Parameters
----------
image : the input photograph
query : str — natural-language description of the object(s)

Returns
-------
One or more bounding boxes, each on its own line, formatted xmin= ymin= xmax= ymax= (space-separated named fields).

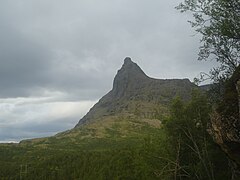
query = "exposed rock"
xmin=75 ymin=57 xmax=197 ymax=127
xmin=112 ymin=57 xmax=148 ymax=98
xmin=209 ymin=66 xmax=240 ymax=179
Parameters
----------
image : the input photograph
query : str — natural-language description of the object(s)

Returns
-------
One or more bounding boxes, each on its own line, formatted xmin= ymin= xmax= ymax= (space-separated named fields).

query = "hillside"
xmin=1 ymin=58 xmax=228 ymax=180
xmin=19 ymin=57 xmax=197 ymax=152
xmin=0 ymin=118 xmax=170 ymax=179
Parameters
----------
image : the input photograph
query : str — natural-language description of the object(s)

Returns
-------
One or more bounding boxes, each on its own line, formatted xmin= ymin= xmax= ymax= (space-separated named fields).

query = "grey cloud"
xmin=1 ymin=102 xmax=89 ymax=140
xmin=0 ymin=118 xmax=73 ymax=142
xmin=0 ymin=0 xmax=206 ymax=100
xmin=0 ymin=24 xmax=51 ymax=97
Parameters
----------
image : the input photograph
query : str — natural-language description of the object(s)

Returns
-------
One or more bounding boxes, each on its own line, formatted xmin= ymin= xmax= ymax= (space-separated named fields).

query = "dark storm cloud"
xmin=0 ymin=22 xmax=109 ymax=99
xmin=0 ymin=24 xmax=51 ymax=97
xmin=0 ymin=1 xmax=113 ymax=99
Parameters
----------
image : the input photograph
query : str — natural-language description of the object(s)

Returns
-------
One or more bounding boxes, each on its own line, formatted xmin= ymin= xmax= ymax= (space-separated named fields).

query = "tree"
xmin=176 ymin=1 xmax=240 ymax=178
xmin=164 ymin=91 xmax=231 ymax=179
xmin=177 ymin=0 xmax=240 ymax=83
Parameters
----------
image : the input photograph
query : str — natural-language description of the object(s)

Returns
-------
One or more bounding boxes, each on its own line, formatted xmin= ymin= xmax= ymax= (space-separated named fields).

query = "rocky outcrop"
xmin=209 ymin=66 xmax=240 ymax=179
xmin=112 ymin=57 xmax=148 ymax=98
xmin=75 ymin=57 xmax=197 ymax=127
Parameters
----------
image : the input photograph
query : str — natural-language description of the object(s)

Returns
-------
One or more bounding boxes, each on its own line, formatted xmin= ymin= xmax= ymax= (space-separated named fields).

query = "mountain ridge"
xmin=75 ymin=57 xmax=197 ymax=127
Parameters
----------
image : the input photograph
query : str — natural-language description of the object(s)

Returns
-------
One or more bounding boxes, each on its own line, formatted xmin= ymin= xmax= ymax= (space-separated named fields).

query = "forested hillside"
xmin=0 ymin=89 xmax=231 ymax=179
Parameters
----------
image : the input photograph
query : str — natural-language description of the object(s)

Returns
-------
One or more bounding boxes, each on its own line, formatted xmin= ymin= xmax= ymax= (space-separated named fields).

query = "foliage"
xmin=0 ymin=118 xmax=172 ymax=180
xmin=177 ymin=0 xmax=240 ymax=83
xmin=164 ymin=90 xmax=231 ymax=179
xmin=217 ymin=65 xmax=240 ymax=120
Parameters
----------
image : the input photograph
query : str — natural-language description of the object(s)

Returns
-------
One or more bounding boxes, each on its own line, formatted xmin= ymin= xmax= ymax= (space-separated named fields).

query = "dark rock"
xmin=209 ymin=65 xmax=240 ymax=179
xmin=75 ymin=57 xmax=197 ymax=127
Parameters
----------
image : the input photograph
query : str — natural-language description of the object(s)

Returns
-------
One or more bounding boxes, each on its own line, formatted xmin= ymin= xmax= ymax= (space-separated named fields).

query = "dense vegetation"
xmin=0 ymin=120 xmax=169 ymax=179
xmin=178 ymin=0 xmax=240 ymax=178
xmin=164 ymin=90 xmax=231 ymax=179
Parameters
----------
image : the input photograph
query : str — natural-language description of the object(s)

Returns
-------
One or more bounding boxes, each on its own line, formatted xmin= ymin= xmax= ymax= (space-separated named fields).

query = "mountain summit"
xmin=112 ymin=57 xmax=148 ymax=98
xmin=75 ymin=57 xmax=197 ymax=127
xmin=116 ymin=57 xmax=147 ymax=79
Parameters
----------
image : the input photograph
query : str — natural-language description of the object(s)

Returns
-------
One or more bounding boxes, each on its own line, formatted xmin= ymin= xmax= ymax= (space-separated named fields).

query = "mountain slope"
xmin=0 ymin=57 xmax=210 ymax=180
xmin=76 ymin=57 xmax=197 ymax=127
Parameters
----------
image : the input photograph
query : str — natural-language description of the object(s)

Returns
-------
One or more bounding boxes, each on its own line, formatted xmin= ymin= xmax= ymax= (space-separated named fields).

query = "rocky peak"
xmin=75 ymin=57 xmax=197 ymax=127
xmin=117 ymin=57 xmax=147 ymax=77
xmin=123 ymin=57 xmax=132 ymax=64
xmin=112 ymin=57 xmax=148 ymax=98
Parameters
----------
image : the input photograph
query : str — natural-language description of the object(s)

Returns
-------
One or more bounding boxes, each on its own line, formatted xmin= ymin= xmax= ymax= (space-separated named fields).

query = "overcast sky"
xmin=0 ymin=0 xmax=216 ymax=142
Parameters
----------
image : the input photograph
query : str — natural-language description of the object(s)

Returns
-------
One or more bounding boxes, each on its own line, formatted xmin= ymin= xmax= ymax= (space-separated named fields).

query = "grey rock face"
xmin=75 ymin=57 xmax=197 ymax=127
xmin=112 ymin=57 xmax=148 ymax=98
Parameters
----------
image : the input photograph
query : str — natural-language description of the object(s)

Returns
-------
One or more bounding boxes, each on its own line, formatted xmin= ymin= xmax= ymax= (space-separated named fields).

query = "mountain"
xmin=75 ymin=57 xmax=197 ymax=127
xmin=1 ymin=57 xmax=231 ymax=180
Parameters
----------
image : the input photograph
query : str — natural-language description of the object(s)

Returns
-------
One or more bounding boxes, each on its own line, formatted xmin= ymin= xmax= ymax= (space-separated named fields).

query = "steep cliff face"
xmin=75 ymin=57 xmax=197 ymax=127
xmin=210 ymin=66 xmax=240 ymax=179
xmin=112 ymin=57 xmax=148 ymax=98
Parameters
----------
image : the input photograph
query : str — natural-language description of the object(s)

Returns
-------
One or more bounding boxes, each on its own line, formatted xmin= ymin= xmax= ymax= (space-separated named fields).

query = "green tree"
xmin=177 ymin=1 xmax=240 ymax=178
xmin=177 ymin=0 xmax=240 ymax=83
xmin=164 ymin=90 xmax=231 ymax=179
